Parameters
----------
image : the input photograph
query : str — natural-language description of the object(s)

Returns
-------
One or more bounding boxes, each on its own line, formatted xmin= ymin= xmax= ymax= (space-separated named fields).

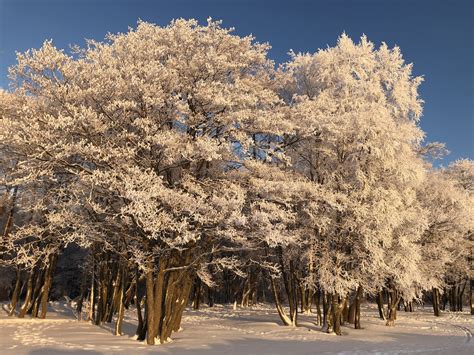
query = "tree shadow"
xmin=29 ymin=349 xmax=102 ymax=355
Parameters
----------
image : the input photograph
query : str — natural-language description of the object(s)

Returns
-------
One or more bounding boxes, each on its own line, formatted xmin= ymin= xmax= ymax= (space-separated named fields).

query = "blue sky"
xmin=0 ymin=0 xmax=472 ymax=163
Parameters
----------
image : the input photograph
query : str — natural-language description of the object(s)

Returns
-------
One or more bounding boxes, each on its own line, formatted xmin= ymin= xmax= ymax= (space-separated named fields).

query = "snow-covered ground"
xmin=1 ymin=302 xmax=472 ymax=354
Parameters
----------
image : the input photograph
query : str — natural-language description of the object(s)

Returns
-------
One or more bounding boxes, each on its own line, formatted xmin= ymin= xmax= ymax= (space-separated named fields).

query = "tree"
xmin=0 ymin=18 xmax=290 ymax=344
xmin=277 ymin=34 xmax=427 ymax=330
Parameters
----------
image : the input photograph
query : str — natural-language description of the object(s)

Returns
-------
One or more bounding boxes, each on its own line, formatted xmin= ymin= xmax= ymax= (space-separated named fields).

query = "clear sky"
xmin=0 ymin=0 xmax=472 ymax=164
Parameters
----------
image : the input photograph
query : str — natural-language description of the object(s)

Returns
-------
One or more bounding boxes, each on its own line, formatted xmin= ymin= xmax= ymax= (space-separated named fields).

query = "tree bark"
xmin=135 ymin=267 xmax=144 ymax=337
xmin=470 ymin=279 xmax=474 ymax=315
xmin=269 ymin=276 xmax=293 ymax=326
xmin=18 ymin=268 xmax=35 ymax=318
xmin=354 ymin=286 xmax=363 ymax=329
xmin=145 ymin=262 xmax=155 ymax=345
xmin=40 ymin=254 xmax=57 ymax=319
xmin=315 ymin=289 xmax=322 ymax=326
xmin=376 ymin=290 xmax=386 ymax=320
xmin=322 ymin=291 xmax=330 ymax=332
xmin=331 ymin=293 xmax=347 ymax=335
xmin=433 ymin=288 xmax=440 ymax=317
xmin=114 ymin=266 xmax=126 ymax=336
xmin=386 ymin=288 xmax=401 ymax=326
xmin=192 ymin=277 xmax=201 ymax=310
xmin=152 ymin=258 xmax=167 ymax=339
xmin=458 ymin=280 xmax=467 ymax=312
xmin=88 ymin=258 xmax=95 ymax=321
xmin=8 ymin=269 xmax=21 ymax=316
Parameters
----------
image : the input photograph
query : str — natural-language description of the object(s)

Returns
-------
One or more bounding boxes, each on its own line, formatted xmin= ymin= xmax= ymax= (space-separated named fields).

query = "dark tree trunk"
xmin=331 ymin=293 xmax=343 ymax=336
xmin=354 ymin=286 xmax=363 ymax=329
xmin=315 ymin=289 xmax=322 ymax=326
xmin=76 ymin=267 xmax=88 ymax=321
xmin=449 ymin=286 xmax=456 ymax=312
xmin=322 ymin=291 xmax=330 ymax=331
xmin=207 ymin=285 xmax=214 ymax=307
xmin=470 ymin=279 xmax=474 ymax=315
xmin=386 ymin=288 xmax=401 ymax=326
xmin=348 ymin=300 xmax=356 ymax=325
xmin=433 ymin=288 xmax=440 ymax=317
xmin=8 ymin=269 xmax=21 ymax=316
xmin=441 ymin=288 xmax=448 ymax=310
xmin=136 ymin=300 xmax=148 ymax=341
xmin=458 ymin=280 xmax=467 ymax=312
xmin=192 ymin=277 xmax=201 ymax=310
xmin=114 ymin=266 xmax=126 ymax=336
xmin=40 ymin=254 xmax=57 ymax=319
xmin=376 ymin=290 xmax=386 ymax=320
xmin=18 ymin=268 xmax=35 ymax=318
xmin=135 ymin=266 xmax=144 ymax=337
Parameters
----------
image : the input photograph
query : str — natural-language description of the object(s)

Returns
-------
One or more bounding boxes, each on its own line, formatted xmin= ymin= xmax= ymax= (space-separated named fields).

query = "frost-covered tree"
xmin=277 ymin=34 xmax=427 ymax=330
xmin=0 ymin=18 xmax=286 ymax=344
xmin=418 ymin=168 xmax=472 ymax=316
xmin=0 ymin=19 xmax=471 ymax=345
xmin=442 ymin=160 xmax=474 ymax=313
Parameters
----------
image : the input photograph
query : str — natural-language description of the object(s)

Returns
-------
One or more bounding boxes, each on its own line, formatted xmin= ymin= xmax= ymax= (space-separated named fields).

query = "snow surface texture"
xmin=1 ymin=302 xmax=472 ymax=354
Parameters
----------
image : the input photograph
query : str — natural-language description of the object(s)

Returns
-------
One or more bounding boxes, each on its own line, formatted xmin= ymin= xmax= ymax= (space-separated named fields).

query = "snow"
xmin=1 ymin=302 xmax=472 ymax=354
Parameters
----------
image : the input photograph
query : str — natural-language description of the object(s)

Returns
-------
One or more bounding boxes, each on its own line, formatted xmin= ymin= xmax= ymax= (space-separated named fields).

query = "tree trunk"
xmin=331 ymin=293 xmax=343 ymax=335
xmin=192 ymin=277 xmax=201 ymax=310
xmin=322 ymin=291 xmax=330 ymax=332
xmin=347 ymin=299 xmax=355 ymax=325
xmin=94 ymin=264 xmax=105 ymax=326
xmin=40 ymin=254 xmax=57 ymax=319
xmin=145 ymin=262 xmax=155 ymax=345
xmin=342 ymin=294 xmax=349 ymax=324
xmin=449 ymin=286 xmax=456 ymax=312
xmin=269 ymin=276 xmax=293 ymax=326
xmin=114 ymin=267 xmax=126 ymax=336
xmin=106 ymin=265 xmax=121 ymax=323
xmin=76 ymin=268 xmax=88 ymax=321
xmin=8 ymin=269 xmax=21 ymax=316
xmin=470 ymin=279 xmax=474 ymax=315
xmin=304 ymin=289 xmax=313 ymax=314
xmin=18 ymin=268 xmax=35 ymax=318
xmin=458 ymin=280 xmax=467 ymax=312
xmin=135 ymin=267 xmax=144 ymax=337
xmin=152 ymin=258 xmax=167 ymax=339
xmin=376 ymin=290 xmax=386 ymax=320
xmin=171 ymin=274 xmax=193 ymax=332
xmin=354 ymin=286 xmax=362 ymax=329
xmin=28 ymin=268 xmax=43 ymax=318
xmin=277 ymin=248 xmax=297 ymax=326
xmin=288 ymin=261 xmax=298 ymax=326
xmin=88 ymin=259 xmax=95 ymax=321
xmin=136 ymin=298 xmax=148 ymax=341
xmin=433 ymin=287 xmax=440 ymax=317
xmin=160 ymin=270 xmax=178 ymax=344
xmin=386 ymin=288 xmax=401 ymax=326
xmin=207 ymin=285 xmax=214 ymax=307
xmin=315 ymin=289 xmax=322 ymax=326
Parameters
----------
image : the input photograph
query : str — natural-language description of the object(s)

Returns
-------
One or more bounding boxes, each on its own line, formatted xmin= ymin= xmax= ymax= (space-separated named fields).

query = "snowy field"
xmin=0 ymin=302 xmax=472 ymax=354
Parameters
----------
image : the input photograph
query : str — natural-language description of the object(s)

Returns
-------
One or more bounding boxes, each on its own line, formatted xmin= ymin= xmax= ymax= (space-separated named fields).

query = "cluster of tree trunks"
xmin=80 ymin=253 xmax=129 ymax=336
xmin=7 ymin=253 xmax=57 ymax=319
xmin=4 ymin=243 xmax=473 ymax=344
xmin=73 ymin=247 xmax=195 ymax=345
xmin=375 ymin=286 xmax=401 ymax=326
xmin=432 ymin=281 xmax=469 ymax=317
